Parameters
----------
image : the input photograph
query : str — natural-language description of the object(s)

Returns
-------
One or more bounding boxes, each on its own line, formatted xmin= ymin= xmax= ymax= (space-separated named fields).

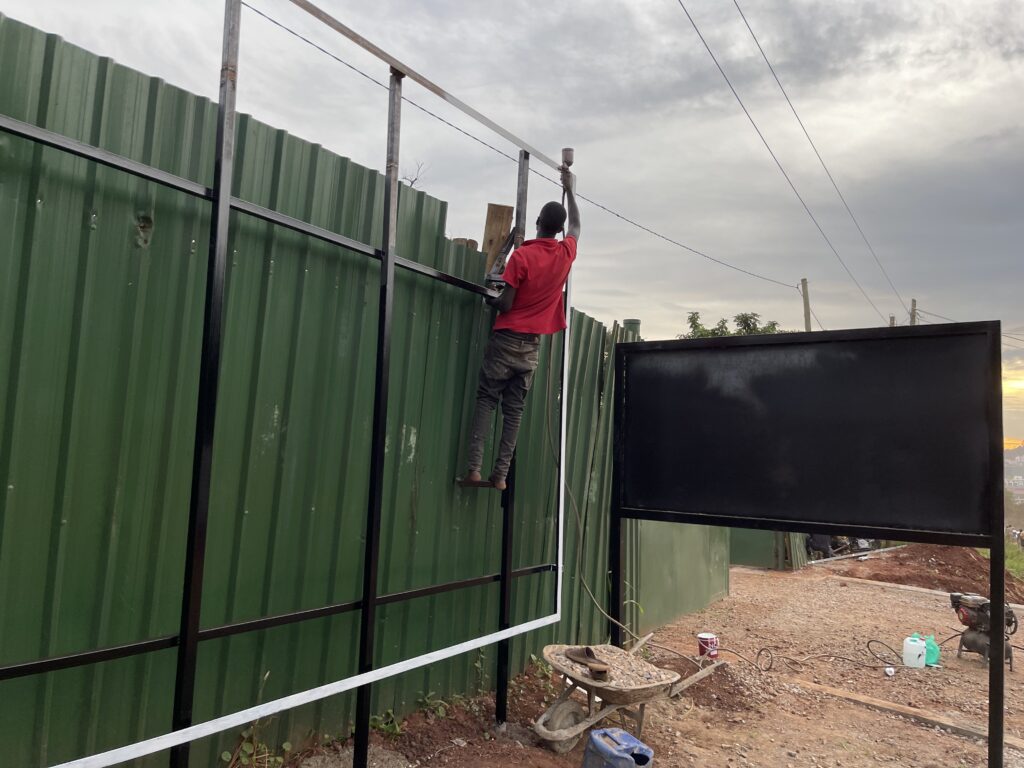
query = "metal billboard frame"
xmin=609 ymin=323 xmax=1006 ymax=768
xmin=0 ymin=1 xmax=570 ymax=766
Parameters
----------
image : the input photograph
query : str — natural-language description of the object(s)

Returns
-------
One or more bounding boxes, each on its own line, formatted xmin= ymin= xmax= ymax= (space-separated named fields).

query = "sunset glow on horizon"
xmin=1005 ymin=354 xmax=1024 ymax=445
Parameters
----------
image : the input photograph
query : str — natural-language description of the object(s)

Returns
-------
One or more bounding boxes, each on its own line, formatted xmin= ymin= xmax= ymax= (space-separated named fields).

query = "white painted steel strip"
xmin=52 ymin=250 xmax=573 ymax=768
xmin=287 ymin=0 xmax=561 ymax=170
xmin=557 ymin=275 xmax=572 ymax=616
xmin=50 ymin=613 xmax=559 ymax=768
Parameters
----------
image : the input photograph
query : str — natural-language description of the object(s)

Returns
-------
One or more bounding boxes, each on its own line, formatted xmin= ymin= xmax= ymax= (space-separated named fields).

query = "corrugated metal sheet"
xmin=0 ymin=15 xmax=728 ymax=765
xmin=730 ymin=529 xmax=808 ymax=571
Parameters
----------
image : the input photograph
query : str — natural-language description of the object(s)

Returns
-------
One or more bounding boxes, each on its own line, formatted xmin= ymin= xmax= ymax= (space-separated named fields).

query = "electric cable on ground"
xmin=672 ymin=0 xmax=888 ymax=323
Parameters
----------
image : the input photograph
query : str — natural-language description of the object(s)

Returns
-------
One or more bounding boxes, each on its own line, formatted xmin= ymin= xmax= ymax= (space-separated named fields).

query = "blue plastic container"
xmin=582 ymin=728 xmax=654 ymax=767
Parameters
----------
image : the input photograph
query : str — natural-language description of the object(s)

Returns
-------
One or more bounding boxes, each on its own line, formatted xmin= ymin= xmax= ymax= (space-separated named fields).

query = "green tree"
xmin=679 ymin=311 xmax=784 ymax=339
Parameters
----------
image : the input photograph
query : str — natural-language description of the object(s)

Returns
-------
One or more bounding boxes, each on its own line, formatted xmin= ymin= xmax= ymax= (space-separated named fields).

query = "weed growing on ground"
xmin=977 ymin=538 xmax=1024 ymax=579
xmin=473 ymin=649 xmax=489 ymax=695
xmin=219 ymin=726 xmax=293 ymax=767
xmin=220 ymin=671 xmax=295 ymax=767
xmin=416 ymin=691 xmax=449 ymax=718
xmin=369 ymin=708 xmax=402 ymax=736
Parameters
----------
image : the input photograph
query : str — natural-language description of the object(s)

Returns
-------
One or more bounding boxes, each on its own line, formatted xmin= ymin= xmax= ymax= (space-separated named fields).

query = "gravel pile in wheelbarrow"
xmin=548 ymin=645 xmax=679 ymax=690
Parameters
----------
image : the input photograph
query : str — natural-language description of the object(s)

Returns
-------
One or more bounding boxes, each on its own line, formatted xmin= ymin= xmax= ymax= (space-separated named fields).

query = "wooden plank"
xmin=806 ymin=545 xmax=907 ymax=565
xmin=824 ymin=575 xmax=1024 ymax=613
xmin=482 ymin=203 xmax=514 ymax=276
xmin=794 ymin=679 xmax=1024 ymax=751
xmin=669 ymin=660 xmax=726 ymax=696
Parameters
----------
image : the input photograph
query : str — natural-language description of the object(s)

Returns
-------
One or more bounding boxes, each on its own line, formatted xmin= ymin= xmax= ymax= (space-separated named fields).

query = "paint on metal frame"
xmin=0 ymin=14 xmax=729 ymax=766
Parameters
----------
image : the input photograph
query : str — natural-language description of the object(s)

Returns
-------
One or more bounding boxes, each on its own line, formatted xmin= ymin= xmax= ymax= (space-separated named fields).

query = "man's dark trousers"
xmin=466 ymin=329 xmax=541 ymax=483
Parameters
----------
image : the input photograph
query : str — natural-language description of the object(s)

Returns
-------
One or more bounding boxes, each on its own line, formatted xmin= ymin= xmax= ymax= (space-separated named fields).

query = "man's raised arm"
xmin=562 ymin=166 xmax=581 ymax=241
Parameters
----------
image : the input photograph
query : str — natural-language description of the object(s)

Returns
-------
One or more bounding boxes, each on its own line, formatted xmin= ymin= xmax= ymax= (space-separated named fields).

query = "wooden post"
xmin=481 ymin=203 xmax=514 ymax=276
xmin=800 ymin=277 xmax=812 ymax=333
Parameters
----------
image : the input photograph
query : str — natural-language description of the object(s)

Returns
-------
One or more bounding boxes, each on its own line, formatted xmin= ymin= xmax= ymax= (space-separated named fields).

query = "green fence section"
xmin=0 ymin=15 xmax=727 ymax=765
xmin=730 ymin=529 xmax=808 ymax=570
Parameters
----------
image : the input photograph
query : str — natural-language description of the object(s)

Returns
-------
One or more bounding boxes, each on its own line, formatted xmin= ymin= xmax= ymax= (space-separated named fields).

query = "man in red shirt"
xmin=461 ymin=166 xmax=580 ymax=490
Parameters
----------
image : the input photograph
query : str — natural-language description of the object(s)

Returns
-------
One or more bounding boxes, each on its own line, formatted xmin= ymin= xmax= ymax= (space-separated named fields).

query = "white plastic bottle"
xmin=902 ymin=636 xmax=927 ymax=668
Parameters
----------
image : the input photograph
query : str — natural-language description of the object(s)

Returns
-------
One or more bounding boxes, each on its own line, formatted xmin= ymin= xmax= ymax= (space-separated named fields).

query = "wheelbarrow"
xmin=533 ymin=638 xmax=724 ymax=754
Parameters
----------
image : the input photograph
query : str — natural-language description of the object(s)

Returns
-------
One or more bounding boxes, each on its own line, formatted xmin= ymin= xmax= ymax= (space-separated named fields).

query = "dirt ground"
xmin=821 ymin=543 xmax=1024 ymax=603
xmin=303 ymin=549 xmax=1024 ymax=767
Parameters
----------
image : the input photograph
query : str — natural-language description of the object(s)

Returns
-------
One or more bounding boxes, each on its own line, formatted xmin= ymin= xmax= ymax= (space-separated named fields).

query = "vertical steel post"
xmin=496 ymin=149 xmax=529 ymax=725
xmin=353 ymin=66 xmax=403 ymax=768
xmin=495 ymin=461 xmax=516 ymax=725
xmin=170 ymin=2 xmax=240 ymax=766
xmin=608 ymin=507 xmax=623 ymax=647
xmin=609 ymin=347 xmax=625 ymax=648
xmin=989 ymin=528 xmax=1005 ymax=768
xmin=989 ymin=329 xmax=1006 ymax=768
xmin=556 ymin=283 xmax=572 ymax=619
xmin=514 ymin=150 xmax=529 ymax=247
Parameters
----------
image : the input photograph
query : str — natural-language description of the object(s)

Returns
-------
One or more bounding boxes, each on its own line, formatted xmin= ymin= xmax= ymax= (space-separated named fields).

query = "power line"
xmin=731 ymin=0 xmax=909 ymax=316
xmin=242 ymin=1 xmax=797 ymax=291
xmin=915 ymin=308 xmax=955 ymax=323
xmin=809 ymin=305 xmax=827 ymax=331
xmin=917 ymin=308 xmax=1024 ymax=347
xmin=241 ymin=2 xmax=520 ymax=163
xmin=527 ymin=168 xmax=795 ymax=287
xmin=672 ymin=0 xmax=887 ymax=324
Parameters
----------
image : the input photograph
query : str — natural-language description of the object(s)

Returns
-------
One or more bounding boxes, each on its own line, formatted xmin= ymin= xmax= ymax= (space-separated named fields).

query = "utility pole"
xmin=910 ymin=298 xmax=918 ymax=326
xmin=800 ymin=277 xmax=812 ymax=332
xmin=889 ymin=314 xmax=896 ymax=327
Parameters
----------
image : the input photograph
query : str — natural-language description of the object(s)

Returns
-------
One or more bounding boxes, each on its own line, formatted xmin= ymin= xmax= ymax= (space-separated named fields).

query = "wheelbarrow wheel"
xmin=542 ymin=699 xmax=586 ymax=754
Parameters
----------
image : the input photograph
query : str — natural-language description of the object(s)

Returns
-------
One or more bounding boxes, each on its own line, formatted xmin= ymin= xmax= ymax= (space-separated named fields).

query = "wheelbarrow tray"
xmin=543 ymin=644 xmax=680 ymax=705
xmin=534 ymin=643 xmax=725 ymax=753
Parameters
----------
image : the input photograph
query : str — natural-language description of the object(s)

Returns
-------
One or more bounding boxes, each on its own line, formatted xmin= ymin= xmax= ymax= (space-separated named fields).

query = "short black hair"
xmin=538 ymin=201 xmax=567 ymax=234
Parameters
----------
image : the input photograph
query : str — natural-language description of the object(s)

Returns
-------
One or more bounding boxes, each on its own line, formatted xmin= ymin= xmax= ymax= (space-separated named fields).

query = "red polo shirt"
xmin=493 ymin=235 xmax=576 ymax=335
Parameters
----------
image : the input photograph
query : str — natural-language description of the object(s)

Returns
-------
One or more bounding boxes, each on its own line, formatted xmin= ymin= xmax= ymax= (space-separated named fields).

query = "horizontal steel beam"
xmin=230 ymin=197 xmax=378 ymax=258
xmin=287 ymin=0 xmax=561 ymax=171
xmin=0 ymin=113 xmax=211 ymax=198
xmin=0 ymin=562 xmax=556 ymax=680
xmin=197 ymin=597 xmax=363 ymax=642
xmin=394 ymin=256 xmax=492 ymax=297
xmin=0 ymin=116 xmax=497 ymax=297
xmin=0 ymin=635 xmax=178 ymax=682
xmin=615 ymin=506 xmax=989 ymax=547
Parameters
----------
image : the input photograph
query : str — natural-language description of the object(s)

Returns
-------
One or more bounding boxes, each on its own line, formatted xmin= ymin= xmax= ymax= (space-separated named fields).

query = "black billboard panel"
xmin=614 ymin=323 xmax=1003 ymax=544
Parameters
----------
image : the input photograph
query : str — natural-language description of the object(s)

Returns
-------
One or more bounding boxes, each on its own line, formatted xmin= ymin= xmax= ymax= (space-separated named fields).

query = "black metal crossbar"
xmin=0 ymin=561 xmax=557 ymax=682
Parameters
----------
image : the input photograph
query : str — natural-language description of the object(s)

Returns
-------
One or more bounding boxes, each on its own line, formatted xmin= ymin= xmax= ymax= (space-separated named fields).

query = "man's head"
xmin=536 ymin=201 xmax=567 ymax=237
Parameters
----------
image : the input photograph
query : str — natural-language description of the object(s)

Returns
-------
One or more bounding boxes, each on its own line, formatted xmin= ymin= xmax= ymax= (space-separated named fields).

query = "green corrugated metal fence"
xmin=730 ymin=529 xmax=808 ymax=570
xmin=0 ymin=15 xmax=727 ymax=765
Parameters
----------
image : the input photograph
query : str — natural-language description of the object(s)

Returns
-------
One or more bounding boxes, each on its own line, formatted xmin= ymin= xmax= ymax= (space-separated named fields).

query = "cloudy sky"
xmin=6 ymin=0 xmax=1023 ymax=435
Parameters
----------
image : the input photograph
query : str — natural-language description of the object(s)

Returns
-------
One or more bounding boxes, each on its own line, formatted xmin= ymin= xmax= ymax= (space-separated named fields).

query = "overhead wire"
xmin=917 ymin=308 xmax=1024 ymax=350
xmin=241 ymin=2 xmax=520 ymax=164
xmin=241 ymin=0 xmax=798 ymax=292
xmin=672 ymin=0 xmax=888 ymax=324
xmin=809 ymin=306 xmax=826 ymax=331
xmin=731 ymin=0 xmax=909 ymax=316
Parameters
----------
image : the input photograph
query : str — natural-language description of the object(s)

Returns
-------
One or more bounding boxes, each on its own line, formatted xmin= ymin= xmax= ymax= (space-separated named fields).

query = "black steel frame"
xmin=0 ymin=2 xmax=566 ymax=765
xmin=609 ymin=323 xmax=1006 ymax=768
